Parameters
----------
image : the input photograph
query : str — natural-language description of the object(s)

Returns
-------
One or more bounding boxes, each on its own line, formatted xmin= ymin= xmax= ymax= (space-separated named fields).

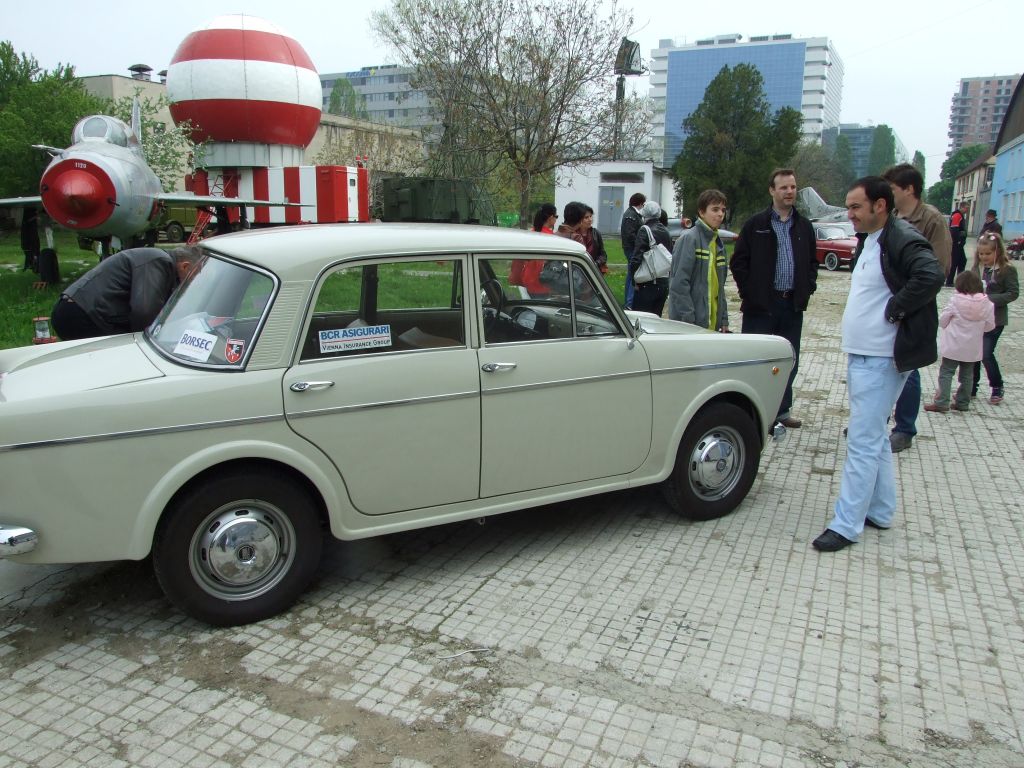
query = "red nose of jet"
xmin=40 ymin=158 xmax=117 ymax=230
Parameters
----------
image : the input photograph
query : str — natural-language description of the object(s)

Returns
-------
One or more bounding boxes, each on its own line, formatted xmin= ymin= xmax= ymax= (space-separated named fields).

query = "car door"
xmin=476 ymin=255 xmax=653 ymax=498
xmin=283 ymin=256 xmax=481 ymax=515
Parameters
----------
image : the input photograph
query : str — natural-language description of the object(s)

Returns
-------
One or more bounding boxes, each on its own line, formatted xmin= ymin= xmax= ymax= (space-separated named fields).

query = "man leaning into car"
xmin=51 ymin=247 xmax=197 ymax=340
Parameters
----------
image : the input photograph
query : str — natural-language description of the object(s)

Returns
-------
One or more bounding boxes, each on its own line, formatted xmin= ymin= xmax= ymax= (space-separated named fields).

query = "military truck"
xmin=377 ymin=176 xmax=496 ymax=225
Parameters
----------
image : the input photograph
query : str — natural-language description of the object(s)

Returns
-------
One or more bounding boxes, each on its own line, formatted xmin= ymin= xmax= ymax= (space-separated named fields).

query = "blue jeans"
xmin=892 ymin=369 xmax=921 ymax=437
xmin=828 ymin=355 xmax=911 ymax=541
xmin=972 ymin=325 xmax=1005 ymax=394
xmin=741 ymin=294 xmax=803 ymax=419
xmin=624 ymin=271 xmax=635 ymax=309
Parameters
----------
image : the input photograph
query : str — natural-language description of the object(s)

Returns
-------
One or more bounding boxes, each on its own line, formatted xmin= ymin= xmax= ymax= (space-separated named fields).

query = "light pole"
xmin=613 ymin=38 xmax=645 ymax=160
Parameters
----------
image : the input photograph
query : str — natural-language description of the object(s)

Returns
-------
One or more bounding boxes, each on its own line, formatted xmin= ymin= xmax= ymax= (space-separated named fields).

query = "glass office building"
xmin=650 ymin=34 xmax=843 ymax=167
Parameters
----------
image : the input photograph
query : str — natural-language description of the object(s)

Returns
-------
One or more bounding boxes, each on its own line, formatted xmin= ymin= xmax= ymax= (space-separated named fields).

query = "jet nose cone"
xmin=54 ymin=169 xmax=104 ymax=216
xmin=40 ymin=158 xmax=116 ymax=230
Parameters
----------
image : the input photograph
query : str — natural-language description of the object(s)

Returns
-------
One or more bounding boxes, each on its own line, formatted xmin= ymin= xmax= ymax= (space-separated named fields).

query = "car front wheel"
xmin=824 ymin=252 xmax=840 ymax=271
xmin=663 ymin=402 xmax=760 ymax=521
xmin=153 ymin=470 xmax=323 ymax=626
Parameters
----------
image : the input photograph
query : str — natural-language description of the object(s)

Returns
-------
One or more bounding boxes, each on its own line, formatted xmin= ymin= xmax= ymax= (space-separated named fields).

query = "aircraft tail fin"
xmin=131 ymin=98 xmax=143 ymax=145
xmin=796 ymin=187 xmax=847 ymax=221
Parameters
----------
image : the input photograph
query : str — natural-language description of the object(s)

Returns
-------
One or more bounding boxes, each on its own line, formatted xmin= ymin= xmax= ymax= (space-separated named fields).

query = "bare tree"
xmin=613 ymin=93 xmax=654 ymax=160
xmin=371 ymin=0 xmax=632 ymax=224
xmin=311 ymin=117 xmax=425 ymax=175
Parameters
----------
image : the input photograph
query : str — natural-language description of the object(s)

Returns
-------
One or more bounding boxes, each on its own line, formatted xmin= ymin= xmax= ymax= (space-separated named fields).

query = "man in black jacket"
xmin=730 ymin=169 xmax=817 ymax=428
xmin=51 ymin=247 xmax=197 ymax=340
xmin=813 ymin=177 xmax=943 ymax=553
xmin=620 ymin=193 xmax=646 ymax=309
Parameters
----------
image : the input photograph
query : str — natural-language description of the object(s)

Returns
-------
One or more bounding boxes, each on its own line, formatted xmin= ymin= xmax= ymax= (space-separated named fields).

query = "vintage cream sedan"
xmin=0 ymin=224 xmax=793 ymax=625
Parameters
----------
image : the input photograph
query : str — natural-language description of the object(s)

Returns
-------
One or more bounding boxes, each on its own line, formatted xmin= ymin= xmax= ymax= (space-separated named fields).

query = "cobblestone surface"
xmin=3 ymin=256 xmax=1024 ymax=767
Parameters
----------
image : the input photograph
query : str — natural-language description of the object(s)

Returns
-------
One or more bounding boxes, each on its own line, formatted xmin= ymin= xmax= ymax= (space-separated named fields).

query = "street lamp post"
xmin=613 ymin=38 xmax=645 ymax=160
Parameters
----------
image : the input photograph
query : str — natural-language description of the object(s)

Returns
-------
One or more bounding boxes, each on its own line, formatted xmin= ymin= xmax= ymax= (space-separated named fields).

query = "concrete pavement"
xmin=2 ymin=266 xmax=1023 ymax=767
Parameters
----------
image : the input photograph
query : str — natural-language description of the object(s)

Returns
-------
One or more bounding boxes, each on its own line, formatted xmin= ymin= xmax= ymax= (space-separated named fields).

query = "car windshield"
xmin=146 ymin=253 xmax=276 ymax=368
xmin=819 ymin=225 xmax=853 ymax=239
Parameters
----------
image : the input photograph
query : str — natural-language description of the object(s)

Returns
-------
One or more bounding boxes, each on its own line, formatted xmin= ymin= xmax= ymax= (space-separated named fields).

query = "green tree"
xmin=832 ymin=134 xmax=855 ymax=190
xmin=327 ymin=78 xmax=369 ymax=120
xmin=372 ymin=0 xmax=632 ymax=225
xmin=912 ymin=150 xmax=926 ymax=179
xmin=106 ymin=92 xmax=197 ymax=192
xmin=0 ymin=41 xmax=105 ymax=197
xmin=866 ymin=124 xmax=896 ymax=175
xmin=925 ymin=143 xmax=989 ymax=213
xmin=671 ymin=63 xmax=802 ymax=223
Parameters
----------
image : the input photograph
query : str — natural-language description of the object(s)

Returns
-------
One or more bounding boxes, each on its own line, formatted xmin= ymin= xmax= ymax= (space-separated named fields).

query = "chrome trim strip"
xmin=286 ymin=389 xmax=479 ymax=419
xmin=652 ymin=357 xmax=791 ymax=375
xmin=0 ymin=414 xmax=284 ymax=453
xmin=482 ymin=368 xmax=649 ymax=395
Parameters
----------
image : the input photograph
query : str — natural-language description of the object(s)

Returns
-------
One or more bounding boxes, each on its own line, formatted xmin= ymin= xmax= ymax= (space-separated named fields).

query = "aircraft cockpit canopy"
xmin=72 ymin=115 xmax=131 ymax=148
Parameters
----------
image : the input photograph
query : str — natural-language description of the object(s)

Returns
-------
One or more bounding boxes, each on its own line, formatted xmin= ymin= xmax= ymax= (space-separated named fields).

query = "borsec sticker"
xmin=318 ymin=324 xmax=392 ymax=353
xmin=225 ymin=338 xmax=245 ymax=364
xmin=173 ymin=329 xmax=218 ymax=362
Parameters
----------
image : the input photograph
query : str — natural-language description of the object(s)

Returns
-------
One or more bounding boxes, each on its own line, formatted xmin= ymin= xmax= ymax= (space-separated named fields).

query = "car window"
xmin=301 ymin=258 xmax=465 ymax=360
xmin=480 ymin=257 xmax=622 ymax=344
xmin=147 ymin=254 xmax=274 ymax=368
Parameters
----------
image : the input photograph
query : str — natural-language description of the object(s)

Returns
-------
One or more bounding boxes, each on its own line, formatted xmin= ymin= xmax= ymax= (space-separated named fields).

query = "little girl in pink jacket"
xmin=925 ymin=270 xmax=995 ymax=412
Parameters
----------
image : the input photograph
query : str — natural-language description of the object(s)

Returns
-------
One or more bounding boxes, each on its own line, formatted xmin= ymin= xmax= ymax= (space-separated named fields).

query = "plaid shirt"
xmin=770 ymin=209 xmax=795 ymax=291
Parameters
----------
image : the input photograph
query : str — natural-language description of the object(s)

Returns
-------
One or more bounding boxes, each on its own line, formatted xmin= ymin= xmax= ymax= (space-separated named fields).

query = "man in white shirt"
xmin=813 ymin=177 xmax=944 ymax=552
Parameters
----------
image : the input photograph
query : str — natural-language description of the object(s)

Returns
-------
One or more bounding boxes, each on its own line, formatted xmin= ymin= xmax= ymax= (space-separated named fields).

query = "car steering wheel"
xmin=480 ymin=278 xmax=505 ymax=331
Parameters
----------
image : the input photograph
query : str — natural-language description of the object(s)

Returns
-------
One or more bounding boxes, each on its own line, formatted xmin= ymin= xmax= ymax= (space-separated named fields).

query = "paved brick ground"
xmin=2 ymin=255 xmax=1023 ymax=767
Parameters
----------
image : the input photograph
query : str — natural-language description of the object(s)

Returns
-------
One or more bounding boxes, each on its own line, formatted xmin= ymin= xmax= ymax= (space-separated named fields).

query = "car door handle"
xmin=290 ymin=380 xmax=335 ymax=392
xmin=481 ymin=362 xmax=517 ymax=373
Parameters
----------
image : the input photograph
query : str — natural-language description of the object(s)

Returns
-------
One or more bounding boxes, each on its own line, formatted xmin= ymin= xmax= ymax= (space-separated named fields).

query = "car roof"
xmin=202 ymin=223 xmax=586 ymax=279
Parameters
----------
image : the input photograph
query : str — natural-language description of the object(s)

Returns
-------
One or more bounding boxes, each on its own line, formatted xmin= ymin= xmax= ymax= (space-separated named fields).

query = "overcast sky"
xmin=5 ymin=0 xmax=1020 ymax=188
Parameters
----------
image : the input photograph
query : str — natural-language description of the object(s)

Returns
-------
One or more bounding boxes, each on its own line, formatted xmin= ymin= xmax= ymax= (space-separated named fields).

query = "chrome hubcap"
xmin=688 ymin=426 xmax=744 ymax=501
xmin=190 ymin=502 xmax=296 ymax=601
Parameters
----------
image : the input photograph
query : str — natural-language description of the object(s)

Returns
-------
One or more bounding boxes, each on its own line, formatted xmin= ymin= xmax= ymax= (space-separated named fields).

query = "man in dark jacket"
xmin=813 ymin=177 xmax=943 ymax=553
xmin=730 ymin=168 xmax=817 ymax=428
xmin=51 ymin=247 xmax=197 ymax=340
xmin=945 ymin=201 xmax=970 ymax=286
xmin=979 ymin=209 xmax=1003 ymax=237
xmin=620 ymin=193 xmax=646 ymax=309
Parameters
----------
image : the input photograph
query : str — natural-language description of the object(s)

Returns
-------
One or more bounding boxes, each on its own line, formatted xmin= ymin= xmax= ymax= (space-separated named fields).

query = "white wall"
xmin=554 ymin=161 xmax=678 ymax=235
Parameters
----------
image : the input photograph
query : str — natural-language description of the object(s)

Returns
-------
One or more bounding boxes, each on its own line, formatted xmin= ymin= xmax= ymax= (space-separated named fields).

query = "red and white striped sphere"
xmin=166 ymin=14 xmax=321 ymax=148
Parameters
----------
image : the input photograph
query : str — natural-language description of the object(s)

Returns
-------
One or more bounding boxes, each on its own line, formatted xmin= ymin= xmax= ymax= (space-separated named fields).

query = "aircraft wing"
xmin=0 ymin=196 xmax=43 ymax=208
xmin=157 ymin=193 xmax=301 ymax=208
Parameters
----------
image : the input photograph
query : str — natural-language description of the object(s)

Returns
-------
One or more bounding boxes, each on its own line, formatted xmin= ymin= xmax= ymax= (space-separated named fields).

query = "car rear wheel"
xmin=824 ymin=252 xmax=840 ymax=271
xmin=663 ymin=402 xmax=760 ymax=521
xmin=153 ymin=470 xmax=323 ymax=626
xmin=164 ymin=222 xmax=185 ymax=243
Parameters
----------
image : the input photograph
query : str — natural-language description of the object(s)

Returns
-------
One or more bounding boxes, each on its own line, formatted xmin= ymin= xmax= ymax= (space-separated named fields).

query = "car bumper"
xmin=0 ymin=526 xmax=39 ymax=557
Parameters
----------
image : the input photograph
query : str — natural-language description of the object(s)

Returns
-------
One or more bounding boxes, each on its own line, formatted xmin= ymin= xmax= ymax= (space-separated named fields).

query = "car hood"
xmin=0 ymin=334 xmax=163 ymax=403
xmin=625 ymin=312 xmax=706 ymax=335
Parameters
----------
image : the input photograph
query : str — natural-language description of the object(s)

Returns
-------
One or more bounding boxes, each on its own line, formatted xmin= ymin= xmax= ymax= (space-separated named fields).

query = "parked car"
xmin=664 ymin=218 xmax=738 ymax=247
xmin=814 ymin=222 xmax=858 ymax=270
xmin=0 ymin=224 xmax=793 ymax=626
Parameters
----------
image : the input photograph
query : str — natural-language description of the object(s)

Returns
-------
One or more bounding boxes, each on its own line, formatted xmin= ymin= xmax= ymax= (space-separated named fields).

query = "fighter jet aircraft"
xmin=0 ymin=100 xmax=290 ymax=246
xmin=796 ymin=187 xmax=849 ymax=224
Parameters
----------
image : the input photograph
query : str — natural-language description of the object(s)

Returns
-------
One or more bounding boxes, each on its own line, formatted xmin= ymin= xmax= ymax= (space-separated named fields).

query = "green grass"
xmin=0 ymin=228 xmax=636 ymax=351
xmin=0 ymin=229 xmax=104 ymax=349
